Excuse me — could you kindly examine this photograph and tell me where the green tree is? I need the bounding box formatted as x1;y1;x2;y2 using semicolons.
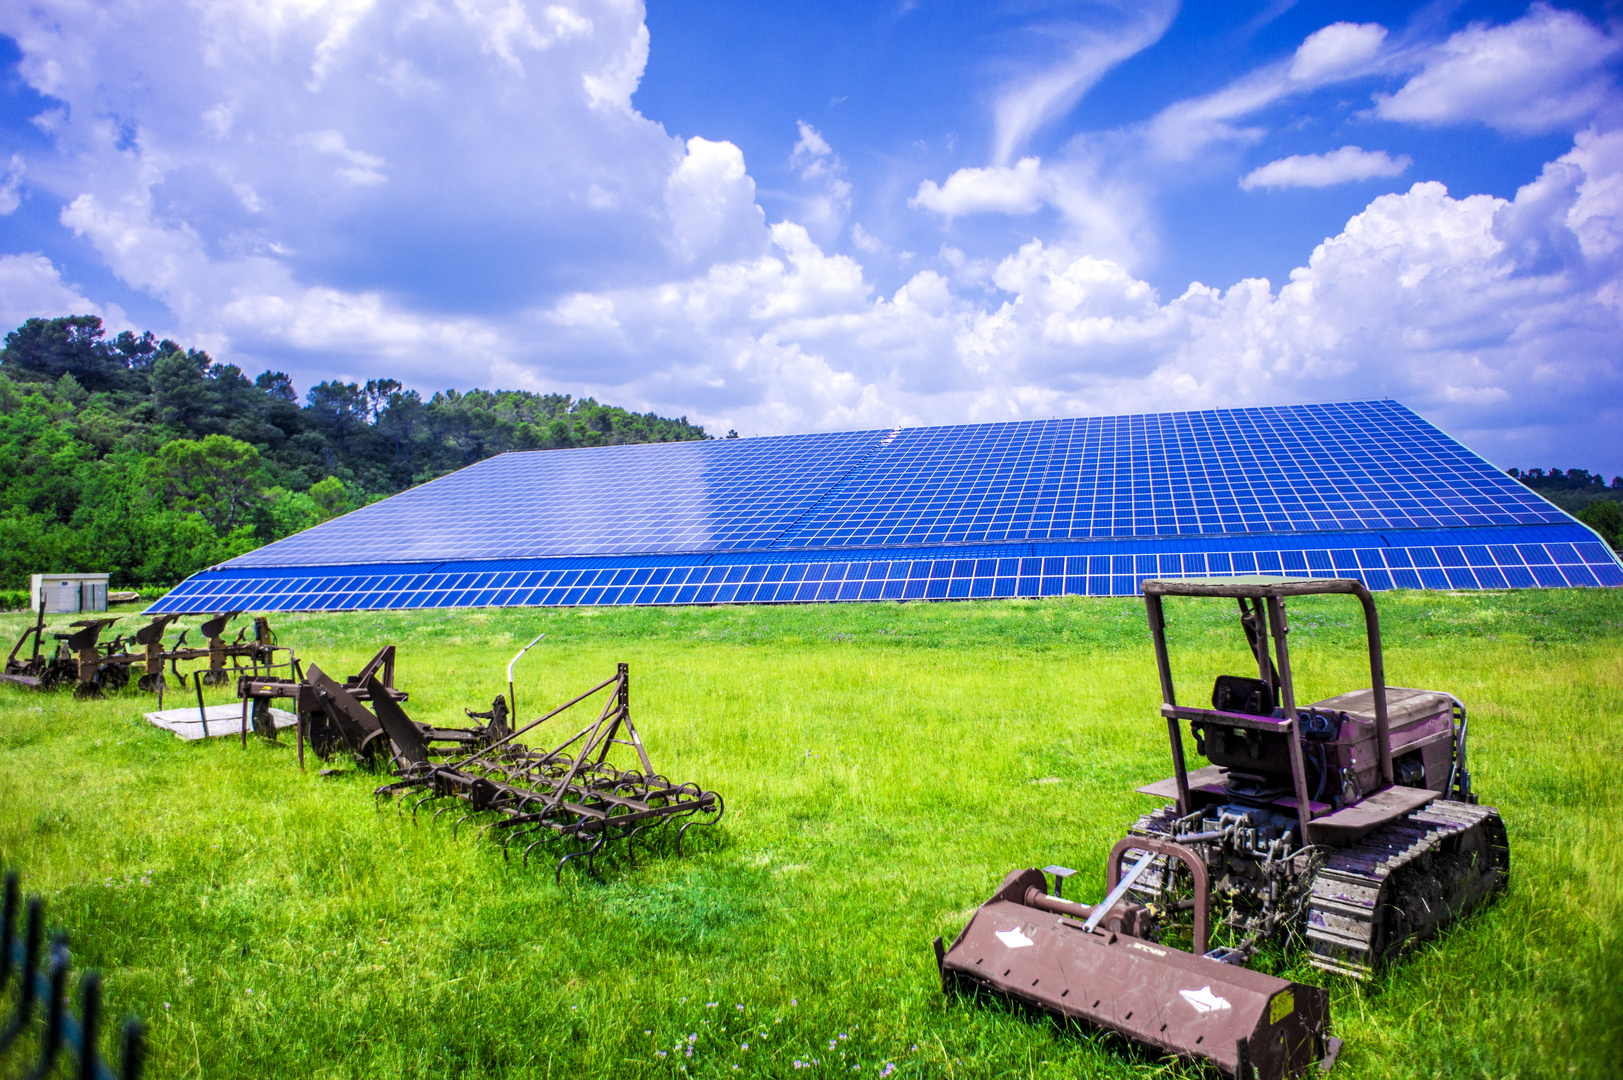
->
154;435;265;535
1577;500;1622;550
308;476;358;520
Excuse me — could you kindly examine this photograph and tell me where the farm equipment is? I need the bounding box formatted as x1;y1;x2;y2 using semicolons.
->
1;605;128;697
237;643;410;766
935;577;1510;1079
371;662;724;881
1;603;54;690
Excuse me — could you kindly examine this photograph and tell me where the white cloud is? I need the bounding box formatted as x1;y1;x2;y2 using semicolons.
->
1289;22;1387;84
789;121;852;237
535;130;1622;467
1147;21;1388;161
664;136;767;263
0;253;122;333
1241;146;1411;191
1375;4;1620;134
0;155;23;214
911;157;1049;219
850;223;885;255
990;1;1177;165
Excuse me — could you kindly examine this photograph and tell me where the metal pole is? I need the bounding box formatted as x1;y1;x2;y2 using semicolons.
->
1352;584;1394;786
1144;592;1189;814
1266;596;1316;845
192;672;209;739
506;633;546;720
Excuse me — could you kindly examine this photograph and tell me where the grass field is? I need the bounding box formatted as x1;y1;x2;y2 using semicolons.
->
1;590;1620;1079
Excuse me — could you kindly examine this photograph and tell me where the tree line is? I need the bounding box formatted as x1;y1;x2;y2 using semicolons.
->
0;315;709;590
1507;468;1623;550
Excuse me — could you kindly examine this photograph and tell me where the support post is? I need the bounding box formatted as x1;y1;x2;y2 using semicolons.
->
1144;592;1189;814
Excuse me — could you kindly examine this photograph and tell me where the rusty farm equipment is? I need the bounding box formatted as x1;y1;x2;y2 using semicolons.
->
935;577;1510;1080
235;643;411;766
2;607;287;700
1;606;127;698
367;661;724;881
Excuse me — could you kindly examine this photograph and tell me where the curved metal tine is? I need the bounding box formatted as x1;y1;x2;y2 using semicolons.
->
411;793;439;822
556;842;598;885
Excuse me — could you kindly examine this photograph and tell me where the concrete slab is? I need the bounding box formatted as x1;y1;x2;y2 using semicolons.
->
144;704;295;740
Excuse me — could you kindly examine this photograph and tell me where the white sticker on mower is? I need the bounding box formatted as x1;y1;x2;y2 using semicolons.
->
1179;986;1232;1013
995;928;1035;948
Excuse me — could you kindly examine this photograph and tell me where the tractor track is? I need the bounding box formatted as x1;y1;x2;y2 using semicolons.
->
1125;798;1510;979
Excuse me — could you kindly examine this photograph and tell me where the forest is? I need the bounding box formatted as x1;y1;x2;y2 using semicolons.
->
0;315;708;590
1;314;1617;594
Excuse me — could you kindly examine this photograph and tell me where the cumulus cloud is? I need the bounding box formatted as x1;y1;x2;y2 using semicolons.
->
542;129;1622;468
0;253;122;333
0;0;715;379
1375;4;1620;134
1240;146;1411;190
911;157;1050;219
1;0;1619;472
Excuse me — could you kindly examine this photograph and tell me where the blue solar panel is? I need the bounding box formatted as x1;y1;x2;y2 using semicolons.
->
151;399;1619;613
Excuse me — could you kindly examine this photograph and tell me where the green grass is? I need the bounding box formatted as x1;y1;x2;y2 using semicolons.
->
1;590;1620;1079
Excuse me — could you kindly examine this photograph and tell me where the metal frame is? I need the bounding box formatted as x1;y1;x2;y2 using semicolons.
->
1142;576;1394;845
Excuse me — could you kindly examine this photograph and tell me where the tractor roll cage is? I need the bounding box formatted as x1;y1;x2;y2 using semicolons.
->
1141;576;1394;843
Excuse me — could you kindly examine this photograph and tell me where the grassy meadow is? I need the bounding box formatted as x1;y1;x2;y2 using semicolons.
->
1;590;1620;1079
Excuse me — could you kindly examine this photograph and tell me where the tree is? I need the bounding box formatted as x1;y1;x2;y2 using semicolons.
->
0;315;130;392
308;476;357;520
154;435;265;535
305;381;366;454
1578;500;1623;550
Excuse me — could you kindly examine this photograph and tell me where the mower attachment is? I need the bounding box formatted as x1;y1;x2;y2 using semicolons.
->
938;868;1332;1080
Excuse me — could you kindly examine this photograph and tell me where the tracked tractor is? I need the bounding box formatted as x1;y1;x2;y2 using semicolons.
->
935;577;1510;1079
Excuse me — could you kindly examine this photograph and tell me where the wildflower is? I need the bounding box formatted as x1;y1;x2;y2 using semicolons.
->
708;1002;718;1008
840;1033;848;1040
656;1052;667;1058
737;1003;745;1012
792;998;798;1006
742;1044;749;1050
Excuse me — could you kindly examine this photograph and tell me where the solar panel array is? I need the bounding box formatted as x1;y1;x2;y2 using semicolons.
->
152;400;1621;613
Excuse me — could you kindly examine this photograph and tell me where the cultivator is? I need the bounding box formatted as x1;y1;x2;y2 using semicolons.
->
936;577;1511;1079
372;662;723;881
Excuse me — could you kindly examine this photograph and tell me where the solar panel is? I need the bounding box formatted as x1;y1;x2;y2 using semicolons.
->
150;399;1619;613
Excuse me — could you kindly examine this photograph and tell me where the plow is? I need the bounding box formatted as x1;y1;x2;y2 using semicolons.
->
935;577;1510;1079
2;605;283;699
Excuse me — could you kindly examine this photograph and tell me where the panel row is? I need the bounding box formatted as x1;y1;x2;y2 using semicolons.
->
151;539;1622;612
221;399;1566;570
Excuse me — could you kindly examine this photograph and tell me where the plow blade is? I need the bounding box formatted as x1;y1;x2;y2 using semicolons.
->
938;869;1333;1080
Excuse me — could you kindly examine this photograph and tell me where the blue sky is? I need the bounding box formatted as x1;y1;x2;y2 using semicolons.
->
0;0;1620;473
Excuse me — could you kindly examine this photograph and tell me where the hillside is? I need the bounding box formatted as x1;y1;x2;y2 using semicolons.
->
0;315;709;589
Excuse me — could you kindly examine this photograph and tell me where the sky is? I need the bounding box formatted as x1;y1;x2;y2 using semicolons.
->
0;0;1620;474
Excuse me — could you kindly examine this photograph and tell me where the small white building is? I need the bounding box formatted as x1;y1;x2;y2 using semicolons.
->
29;573;111;614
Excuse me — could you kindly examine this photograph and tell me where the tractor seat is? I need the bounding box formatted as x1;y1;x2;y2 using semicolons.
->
1309;687;1453;727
